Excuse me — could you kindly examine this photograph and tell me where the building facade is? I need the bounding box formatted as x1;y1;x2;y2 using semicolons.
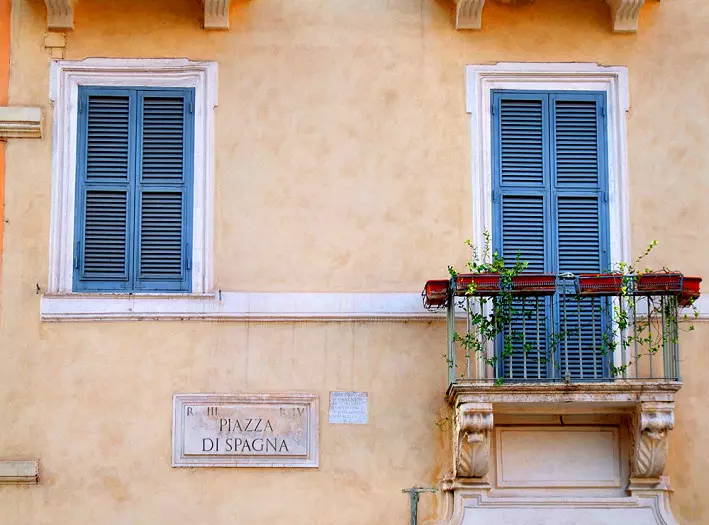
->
1;0;709;524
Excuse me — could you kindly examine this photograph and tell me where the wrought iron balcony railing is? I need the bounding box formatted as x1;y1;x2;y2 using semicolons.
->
423;273;701;386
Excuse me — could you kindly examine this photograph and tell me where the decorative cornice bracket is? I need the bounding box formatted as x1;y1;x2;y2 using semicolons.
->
44;0;74;31
202;0;231;30
453;0;647;32
631;401;675;480
455;402;493;478
0;107;43;139
0;460;39;484
454;0;485;30
605;0;646;33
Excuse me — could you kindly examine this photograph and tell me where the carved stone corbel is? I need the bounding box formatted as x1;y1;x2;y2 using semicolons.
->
44;0;74;31
202;0;231;30
453;0;485;30
631;402;675;480
605;0;646;33
455;402;493;478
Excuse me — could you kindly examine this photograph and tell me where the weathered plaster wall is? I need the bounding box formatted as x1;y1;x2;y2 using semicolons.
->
0;0;10;295
1;0;709;524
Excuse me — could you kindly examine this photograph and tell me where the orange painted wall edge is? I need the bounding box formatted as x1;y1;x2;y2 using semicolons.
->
0;0;9;294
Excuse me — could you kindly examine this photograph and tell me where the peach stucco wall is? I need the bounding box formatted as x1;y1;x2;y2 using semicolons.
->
2;0;709;524
0;0;10;294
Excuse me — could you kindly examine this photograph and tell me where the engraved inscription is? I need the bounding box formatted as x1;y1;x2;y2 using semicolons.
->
173;394;319;468
329;391;368;424
184;404;307;456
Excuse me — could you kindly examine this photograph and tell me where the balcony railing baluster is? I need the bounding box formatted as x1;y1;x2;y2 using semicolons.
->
438;273;690;385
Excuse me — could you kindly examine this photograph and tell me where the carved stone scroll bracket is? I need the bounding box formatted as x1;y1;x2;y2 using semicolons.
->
202;0;231;30
44;0;75;31
630;402;675;482
605;0;646;33
453;0;486;30
455;402;493;478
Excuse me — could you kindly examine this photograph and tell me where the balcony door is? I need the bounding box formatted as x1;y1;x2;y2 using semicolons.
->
491;90;611;381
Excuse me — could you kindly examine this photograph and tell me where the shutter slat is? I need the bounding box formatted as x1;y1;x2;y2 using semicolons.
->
82;190;129;279
554;99;600;187
141;96;186;183
501;195;545;272
499;98;545;185
138;191;184;279
85;95;130;182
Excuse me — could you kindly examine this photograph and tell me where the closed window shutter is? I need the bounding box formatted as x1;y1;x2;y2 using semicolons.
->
73;87;194;293
493;94;552;380
551;94;609;380
492;91;610;380
74;90;135;291
134;91;194;292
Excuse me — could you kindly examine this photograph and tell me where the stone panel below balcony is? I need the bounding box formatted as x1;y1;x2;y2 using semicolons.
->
439;381;680;525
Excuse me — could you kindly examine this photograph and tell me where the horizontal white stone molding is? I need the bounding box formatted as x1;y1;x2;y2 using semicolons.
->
40;291;444;322
0;107;43;138
439;484;679;525
39;292;709;322
0;460;39;484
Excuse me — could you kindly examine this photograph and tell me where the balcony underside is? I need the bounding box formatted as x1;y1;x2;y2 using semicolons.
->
447;379;680;411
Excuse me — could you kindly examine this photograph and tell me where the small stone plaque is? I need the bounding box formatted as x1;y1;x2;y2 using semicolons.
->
172;393;318;467
328;391;368;424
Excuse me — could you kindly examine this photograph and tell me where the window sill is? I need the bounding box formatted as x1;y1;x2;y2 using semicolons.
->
39;292;436;322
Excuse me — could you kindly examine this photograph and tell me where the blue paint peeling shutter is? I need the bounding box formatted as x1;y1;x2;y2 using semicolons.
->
492;90;609;380
74;87;194;292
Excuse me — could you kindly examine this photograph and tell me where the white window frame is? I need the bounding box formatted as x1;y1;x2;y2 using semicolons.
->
466;62;631;267
46;58;218;302
466;63;631;375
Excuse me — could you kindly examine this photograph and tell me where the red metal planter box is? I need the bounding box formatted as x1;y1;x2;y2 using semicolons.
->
679;276;702;307
635;273;683;295
578;274;624;296
511;274;557;296
422;280;449;309
455;273;501;296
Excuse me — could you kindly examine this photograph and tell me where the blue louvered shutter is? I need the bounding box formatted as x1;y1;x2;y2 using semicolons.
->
74;89;136;291
74;87;194;293
551;93;609;380
134;90;194;292
492;91;610;381
493;93;552;380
